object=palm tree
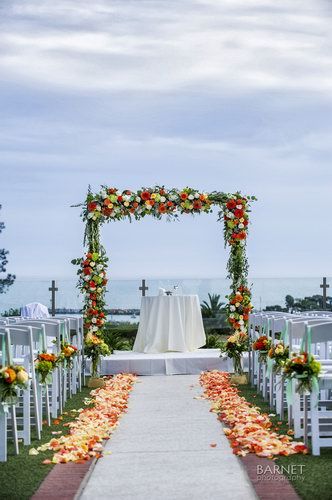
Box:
[200,293,225,318]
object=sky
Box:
[0,0,332,281]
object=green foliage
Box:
[0,205,15,294]
[265,304,287,312]
[1,307,20,317]
[200,293,225,318]
[285,294,295,310]
[266,294,332,313]
[203,334,225,349]
[103,323,137,351]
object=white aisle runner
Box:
[80,375,256,500]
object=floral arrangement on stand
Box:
[200,370,308,457]
[0,365,29,405]
[32,373,136,463]
[222,285,253,375]
[283,352,321,394]
[35,353,59,384]
[252,335,272,363]
[268,341,289,374]
[73,186,256,373]
[220,332,248,375]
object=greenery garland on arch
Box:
[73,186,256,376]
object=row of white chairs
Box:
[249,311,332,455]
[0,315,83,461]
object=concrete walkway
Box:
[80,375,256,500]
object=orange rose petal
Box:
[200,371,306,459]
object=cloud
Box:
[1,0,332,93]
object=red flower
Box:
[86,253,93,259]
[102,208,113,216]
[167,201,174,207]
[193,200,202,210]
[238,231,246,240]
[234,209,244,218]
[125,190,132,195]
[180,192,188,200]
[141,191,150,201]
[89,281,96,288]
[87,202,97,212]
[159,189,165,195]
[158,204,167,213]
[107,188,117,194]
[83,268,91,275]
[226,200,236,210]
[117,195,123,202]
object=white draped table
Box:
[133,295,206,353]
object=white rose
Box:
[236,204,242,209]
[160,196,166,203]
[136,196,141,202]
[99,272,104,278]
[194,193,200,199]
[230,305,236,312]
[100,190,107,198]
[96,205,101,211]
[235,302,240,307]
[92,318,97,324]
[87,213,94,219]
[236,291,241,295]
[188,194,194,200]
[239,319,244,325]
[16,370,29,384]
[238,223,244,229]
[228,212,235,219]
[92,326,98,332]
[84,276,90,281]
[124,201,130,207]
[96,264,103,271]
[146,205,153,210]
[123,195,130,202]
[90,261,95,267]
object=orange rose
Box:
[4,368,16,384]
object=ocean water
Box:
[0,277,330,314]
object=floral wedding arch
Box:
[73,186,256,375]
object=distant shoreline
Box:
[54,308,140,316]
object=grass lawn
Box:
[238,383,332,500]
[0,386,91,500]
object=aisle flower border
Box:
[200,371,308,458]
[33,373,136,463]
[73,186,256,372]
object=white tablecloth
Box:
[133,295,206,353]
